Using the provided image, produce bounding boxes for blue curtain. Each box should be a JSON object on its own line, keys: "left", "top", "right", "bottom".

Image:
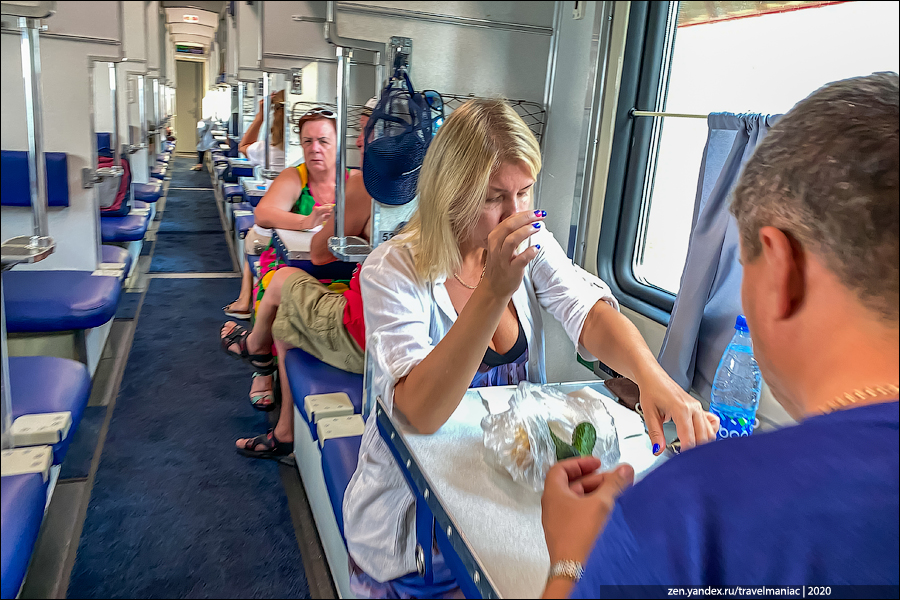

{"left": 657, "top": 112, "right": 779, "bottom": 402}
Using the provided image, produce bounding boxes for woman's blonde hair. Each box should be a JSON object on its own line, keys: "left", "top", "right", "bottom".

{"left": 403, "top": 98, "right": 542, "bottom": 282}
{"left": 270, "top": 90, "right": 285, "bottom": 149}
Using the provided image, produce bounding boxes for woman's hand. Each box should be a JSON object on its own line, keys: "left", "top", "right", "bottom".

{"left": 637, "top": 374, "right": 720, "bottom": 453}
{"left": 307, "top": 203, "right": 334, "bottom": 229}
{"left": 482, "top": 210, "right": 544, "bottom": 299}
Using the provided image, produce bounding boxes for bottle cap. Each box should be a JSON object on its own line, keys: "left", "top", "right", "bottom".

{"left": 735, "top": 315, "right": 749, "bottom": 333}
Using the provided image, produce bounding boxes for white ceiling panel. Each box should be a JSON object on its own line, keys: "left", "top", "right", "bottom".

{"left": 172, "top": 33, "right": 210, "bottom": 47}
{"left": 168, "top": 22, "right": 214, "bottom": 37}
{"left": 165, "top": 7, "right": 217, "bottom": 29}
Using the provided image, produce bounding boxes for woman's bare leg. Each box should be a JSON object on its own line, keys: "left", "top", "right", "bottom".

{"left": 236, "top": 338, "right": 294, "bottom": 450}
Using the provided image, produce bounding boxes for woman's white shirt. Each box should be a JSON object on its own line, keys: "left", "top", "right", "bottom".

{"left": 342, "top": 225, "right": 619, "bottom": 581}
{"left": 245, "top": 140, "right": 285, "bottom": 171}
{"left": 244, "top": 142, "right": 285, "bottom": 238}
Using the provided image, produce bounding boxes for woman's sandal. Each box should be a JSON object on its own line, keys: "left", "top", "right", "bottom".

{"left": 249, "top": 371, "right": 276, "bottom": 412}
{"left": 236, "top": 429, "right": 292, "bottom": 460}
{"left": 223, "top": 301, "right": 252, "bottom": 320}
{"left": 219, "top": 322, "right": 276, "bottom": 375}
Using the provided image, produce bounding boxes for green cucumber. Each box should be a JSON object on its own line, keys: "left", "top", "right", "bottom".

{"left": 548, "top": 426, "right": 579, "bottom": 461}
{"left": 573, "top": 422, "right": 597, "bottom": 457}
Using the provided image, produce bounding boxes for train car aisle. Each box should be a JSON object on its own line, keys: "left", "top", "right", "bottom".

{"left": 64, "top": 157, "right": 311, "bottom": 598}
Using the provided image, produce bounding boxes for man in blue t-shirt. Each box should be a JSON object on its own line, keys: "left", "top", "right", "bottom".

{"left": 540, "top": 72, "right": 899, "bottom": 598}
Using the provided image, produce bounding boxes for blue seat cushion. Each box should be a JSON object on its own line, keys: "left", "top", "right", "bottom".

{"left": 96, "top": 132, "right": 112, "bottom": 153}
{"left": 235, "top": 213, "right": 254, "bottom": 238}
{"left": 150, "top": 165, "right": 166, "bottom": 180}
{"left": 284, "top": 348, "right": 363, "bottom": 442}
{"left": 321, "top": 435, "right": 362, "bottom": 539}
{"left": 157, "top": 154, "right": 170, "bottom": 163}
{"left": 247, "top": 254, "right": 260, "bottom": 279}
{"left": 233, "top": 201, "right": 253, "bottom": 213}
{"left": 134, "top": 181, "right": 162, "bottom": 202}
{"left": 9, "top": 356, "right": 92, "bottom": 466}
{"left": 223, "top": 183, "right": 243, "bottom": 199}
{"left": 1, "top": 473, "right": 48, "bottom": 600}
{"left": 4, "top": 270, "right": 121, "bottom": 333}
{"left": 1, "top": 150, "right": 69, "bottom": 207}
{"left": 101, "top": 244, "right": 133, "bottom": 275}
{"left": 101, "top": 213, "right": 149, "bottom": 242}
{"left": 232, "top": 164, "right": 254, "bottom": 178}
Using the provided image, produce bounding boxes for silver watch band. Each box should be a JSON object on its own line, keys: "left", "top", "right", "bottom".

{"left": 548, "top": 559, "right": 584, "bottom": 583}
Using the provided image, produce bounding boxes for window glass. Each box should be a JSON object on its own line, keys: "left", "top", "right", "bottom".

{"left": 634, "top": 1, "right": 899, "bottom": 295}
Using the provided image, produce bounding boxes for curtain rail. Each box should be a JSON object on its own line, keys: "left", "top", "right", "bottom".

{"left": 631, "top": 109, "right": 707, "bottom": 119}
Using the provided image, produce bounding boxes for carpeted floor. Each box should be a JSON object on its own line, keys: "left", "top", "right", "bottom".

{"left": 66, "top": 277, "right": 309, "bottom": 599}
{"left": 68, "top": 158, "right": 308, "bottom": 599}
{"left": 149, "top": 180, "right": 236, "bottom": 273}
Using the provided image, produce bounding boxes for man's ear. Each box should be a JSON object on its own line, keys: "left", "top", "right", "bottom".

{"left": 758, "top": 226, "right": 806, "bottom": 320}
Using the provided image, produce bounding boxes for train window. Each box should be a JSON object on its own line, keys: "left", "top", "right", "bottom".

{"left": 599, "top": 1, "right": 899, "bottom": 322}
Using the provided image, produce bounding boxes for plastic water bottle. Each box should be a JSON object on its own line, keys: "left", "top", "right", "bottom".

{"left": 709, "top": 315, "right": 761, "bottom": 439}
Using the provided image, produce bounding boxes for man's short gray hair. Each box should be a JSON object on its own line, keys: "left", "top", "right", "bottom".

{"left": 731, "top": 72, "right": 899, "bottom": 321}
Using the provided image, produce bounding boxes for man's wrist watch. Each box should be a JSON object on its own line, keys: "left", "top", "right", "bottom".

{"left": 548, "top": 559, "right": 584, "bottom": 583}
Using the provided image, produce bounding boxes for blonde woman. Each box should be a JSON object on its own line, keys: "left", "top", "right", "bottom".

{"left": 342, "top": 99, "right": 719, "bottom": 597}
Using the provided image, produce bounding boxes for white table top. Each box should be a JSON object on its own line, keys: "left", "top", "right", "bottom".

{"left": 398, "top": 382, "right": 669, "bottom": 599}
{"left": 273, "top": 228, "right": 319, "bottom": 260}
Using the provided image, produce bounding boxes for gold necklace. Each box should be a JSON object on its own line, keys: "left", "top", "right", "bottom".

{"left": 453, "top": 251, "right": 487, "bottom": 290}
{"left": 453, "top": 265, "right": 486, "bottom": 290}
{"left": 823, "top": 384, "right": 899, "bottom": 414}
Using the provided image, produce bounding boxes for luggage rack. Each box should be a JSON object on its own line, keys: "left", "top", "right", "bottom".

{"left": 290, "top": 95, "right": 547, "bottom": 143}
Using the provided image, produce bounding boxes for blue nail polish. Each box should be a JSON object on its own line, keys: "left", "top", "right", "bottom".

{"left": 534, "top": 210, "right": 542, "bottom": 217}
{"left": 541, "top": 210, "right": 547, "bottom": 217}
{"left": 532, "top": 222, "right": 541, "bottom": 229}
{"left": 534, "top": 244, "right": 541, "bottom": 250}
{"left": 652, "top": 443, "right": 661, "bottom": 454}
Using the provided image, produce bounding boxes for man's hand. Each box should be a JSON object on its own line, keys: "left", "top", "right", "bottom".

{"left": 541, "top": 457, "right": 635, "bottom": 566}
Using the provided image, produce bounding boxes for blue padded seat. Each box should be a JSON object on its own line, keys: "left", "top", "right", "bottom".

{"left": 233, "top": 201, "right": 254, "bottom": 213}
{"left": 232, "top": 164, "right": 254, "bottom": 178}
{"left": 96, "top": 132, "right": 112, "bottom": 152}
{"left": 1, "top": 150, "right": 69, "bottom": 207}
{"left": 101, "top": 244, "right": 133, "bottom": 276}
{"left": 134, "top": 181, "right": 162, "bottom": 203}
{"left": 214, "top": 164, "right": 227, "bottom": 179}
{"left": 150, "top": 165, "right": 166, "bottom": 180}
{"left": 284, "top": 347, "right": 363, "bottom": 442}
{"left": 1, "top": 473, "right": 48, "bottom": 600}
{"left": 157, "top": 154, "right": 170, "bottom": 163}
{"left": 9, "top": 356, "right": 92, "bottom": 466}
{"left": 223, "top": 183, "right": 244, "bottom": 200}
{"left": 3, "top": 270, "right": 121, "bottom": 333}
{"left": 235, "top": 213, "right": 254, "bottom": 239}
{"left": 101, "top": 212, "right": 149, "bottom": 243}
{"left": 321, "top": 435, "right": 362, "bottom": 539}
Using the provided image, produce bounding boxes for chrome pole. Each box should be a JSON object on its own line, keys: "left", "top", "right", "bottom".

{"left": 109, "top": 62, "right": 120, "bottom": 167}
{"left": 19, "top": 17, "right": 49, "bottom": 242}
{"left": 262, "top": 73, "right": 270, "bottom": 170}
{"left": 334, "top": 46, "right": 349, "bottom": 243}
{"left": 237, "top": 80, "right": 245, "bottom": 137}
{"left": 1, "top": 282, "right": 13, "bottom": 450}
{"left": 138, "top": 75, "right": 146, "bottom": 146}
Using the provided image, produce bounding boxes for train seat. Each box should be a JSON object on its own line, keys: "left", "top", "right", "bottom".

{"left": 101, "top": 244, "right": 133, "bottom": 277}
{"left": 100, "top": 210, "right": 150, "bottom": 243}
{"left": 134, "top": 181, "right": 163, "bottom": 203}
{"left": 234, "top": 211, "right": 254, "bottom": 239}
{"left": 150, "top": 164, "right": 166, "bottom": 180}
{"left": 156, "top": 153, "right": 170, "bottom": 163}
{"left": 3, "top": 270, "right": 121, "bottom": 334}
{"left": 284, "top": 347, "right": 363, "bottom": 443}
{"left": 0, "top": 150, "right": 70, "bottom": 207}
{"left": 320, "top": 435, "right": 362, "bottom": 539}
{"left": 223, "top": 183, "right": 244, "bottom": 202}
{"left": 229, "top": 159, "right": 254, "bottom": 179}
{"left": 9, "top": 356, "right": 92, "bottom": 466}
{"left": 1, "top": 473, "right": 48, "bottom": 600}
